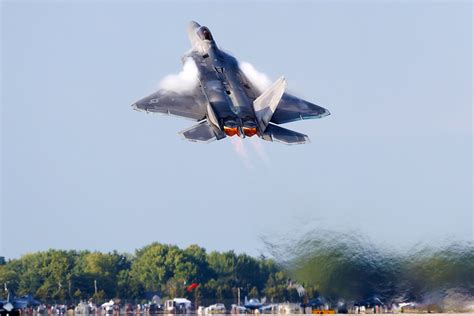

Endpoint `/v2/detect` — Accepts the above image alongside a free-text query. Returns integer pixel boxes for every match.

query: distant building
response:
[0,256,5,265]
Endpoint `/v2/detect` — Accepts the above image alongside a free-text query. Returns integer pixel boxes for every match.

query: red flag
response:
[186,283,199,292]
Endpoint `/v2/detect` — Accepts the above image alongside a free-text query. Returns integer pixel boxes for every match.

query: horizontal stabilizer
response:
[179,121,222,143]
[263,123,309,145]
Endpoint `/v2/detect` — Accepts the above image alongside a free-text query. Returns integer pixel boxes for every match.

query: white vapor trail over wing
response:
[238,61,272,94]
[159,58,199,93]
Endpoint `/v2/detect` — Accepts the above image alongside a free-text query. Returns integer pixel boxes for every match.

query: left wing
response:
[131,88,207,121]
[270,93,330,125]
[179,121,225,143]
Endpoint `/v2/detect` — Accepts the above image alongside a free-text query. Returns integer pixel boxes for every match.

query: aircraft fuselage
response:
[186,23,259,138]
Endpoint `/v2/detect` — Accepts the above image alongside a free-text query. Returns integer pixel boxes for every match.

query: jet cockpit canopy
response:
[197,27,213,41]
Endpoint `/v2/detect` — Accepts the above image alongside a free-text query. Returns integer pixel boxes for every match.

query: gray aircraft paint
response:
[131,21,330,144]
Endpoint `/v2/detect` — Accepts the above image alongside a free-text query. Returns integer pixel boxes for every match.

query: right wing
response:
[131,88,207,121]
[271,93,330,125]
[236,62,330,125]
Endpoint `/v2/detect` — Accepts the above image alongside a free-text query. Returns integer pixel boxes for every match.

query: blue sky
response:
[1,1,472,259]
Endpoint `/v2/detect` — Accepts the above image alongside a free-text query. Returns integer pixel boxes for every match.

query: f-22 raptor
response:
[132,21,330,144]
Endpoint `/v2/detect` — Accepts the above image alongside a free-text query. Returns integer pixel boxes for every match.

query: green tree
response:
[249,286,259,298]
[0,263,18,299]
[130,243,177,293]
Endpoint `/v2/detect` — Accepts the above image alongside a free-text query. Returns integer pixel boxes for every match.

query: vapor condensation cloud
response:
[239,61,272,93]
[159,58,199,93]
[158,58,272,97]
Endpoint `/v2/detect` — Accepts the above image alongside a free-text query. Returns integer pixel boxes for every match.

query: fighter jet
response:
[131,21,330,144]
[0,285,40,316]
[244,297,263,311]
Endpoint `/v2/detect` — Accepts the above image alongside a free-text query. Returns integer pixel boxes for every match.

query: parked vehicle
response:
[164,298,192,314]
[206,303,226,314]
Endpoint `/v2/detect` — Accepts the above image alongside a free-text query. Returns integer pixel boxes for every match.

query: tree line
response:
[0,243,305,304]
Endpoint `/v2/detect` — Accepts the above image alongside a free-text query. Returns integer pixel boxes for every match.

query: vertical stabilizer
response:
[253,76,286,132]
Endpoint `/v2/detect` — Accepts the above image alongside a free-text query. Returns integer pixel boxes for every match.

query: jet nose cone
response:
[131,103,142,112]
[188,21,201,31]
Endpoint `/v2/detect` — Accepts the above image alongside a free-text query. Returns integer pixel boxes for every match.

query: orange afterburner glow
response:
[224,126,240,137]
[243,127,257,137]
